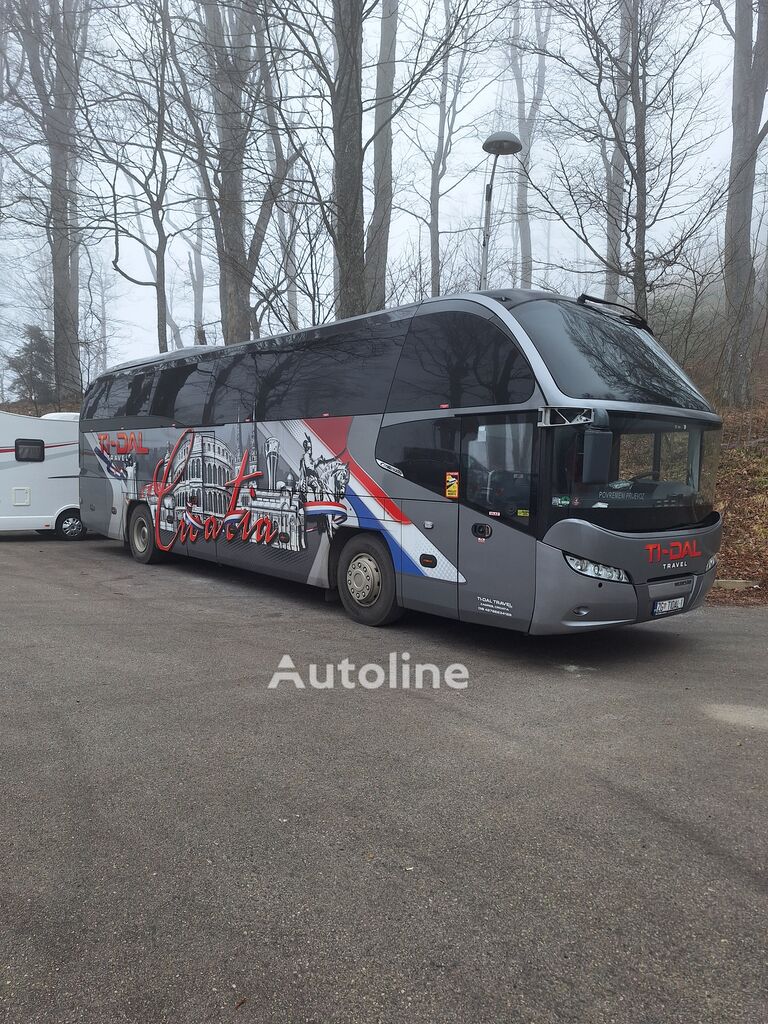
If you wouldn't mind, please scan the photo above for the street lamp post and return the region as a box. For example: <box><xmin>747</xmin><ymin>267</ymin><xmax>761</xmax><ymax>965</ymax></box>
<box><xmin>479</xmin><ymin>131</ymin><xmax>522</xmax><ymax>291</ymax></box>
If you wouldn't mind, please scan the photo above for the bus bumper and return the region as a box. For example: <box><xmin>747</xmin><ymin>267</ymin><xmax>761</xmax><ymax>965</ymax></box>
<box><xmin>529</xmin><ymin>540</ymin><xmax>718</xmax><ymax>635</ymax></box>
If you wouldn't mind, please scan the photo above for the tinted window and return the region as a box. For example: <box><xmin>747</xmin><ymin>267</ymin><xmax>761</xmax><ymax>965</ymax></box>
<box><xmin>151</xmin><ymin>360</ymin><xmax>215</xmax><ymax>425</ymax></box>
<box><xmin>253</xmin><ymin>316</ymin><xmax>408</xmax><ymax>420</ymax></box>
<box><xmin>512</xmin><ymin>300</ymin><xmax>711</xmax><ymax>411</ymax></box>
<box><xmin>15</xmin><ymin>438</ymin><xmax>45</xmax><ymax>462</ymax></box>
<box><xmin>376</xmin><ymin>418</ymin><xmax>461</xmax><ymax>497</ymax></box>
<box><xmin>81</xmin><ymin>371</ymin><xmax>155</xmax><ymax>420</ymax></box>
<box><xmin>81</xmin><ymin>376</ymin><xmax>112</xmax><ymax>419</ymax></box>
<box><xmin>386</xmin><ymin>311</ymin><xmax>534</xmax><ymax>413</ymax></box>
<box><xmin>462</xmin><ymin>414</ymin><xmax>536</xmax><ymax>528</ymax></box>
<box><xmin>207</xmin><ymin>351</ymin><xmax>259</xmax><ymax>425</ymax></box>
<box><xmin>121</xmin><ymin>371</ymin><xmax>156</xmax><ymax>416</ymax></box>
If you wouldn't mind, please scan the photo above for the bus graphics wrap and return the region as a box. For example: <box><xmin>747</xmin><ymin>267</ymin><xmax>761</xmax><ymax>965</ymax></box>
<box><xmin>79</xmin><ymin>292</ymin><xmax>722</xmax><ymax>634</ymax></box>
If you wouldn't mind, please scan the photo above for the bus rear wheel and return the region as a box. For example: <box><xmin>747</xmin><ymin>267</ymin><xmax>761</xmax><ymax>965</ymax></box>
<box><xmin>337</xmin><ymin>533</ymin><xmax>402</xmax><ymax>627</ymax></box>
<box><xmin>55</xmin><ymin>510</ymin><xmax>85</xmax><ymax>540</ymax></box>
<box><xmin>128</xmin><ymin>503</ymin><xmax>163</xmax><ymax>564</ymax></box>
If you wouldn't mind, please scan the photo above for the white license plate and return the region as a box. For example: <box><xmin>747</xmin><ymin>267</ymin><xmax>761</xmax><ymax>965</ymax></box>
<box><xmin>653</xmin><ymin>597</ymin><xmax>685</xmax><ymax>616</ymax></box>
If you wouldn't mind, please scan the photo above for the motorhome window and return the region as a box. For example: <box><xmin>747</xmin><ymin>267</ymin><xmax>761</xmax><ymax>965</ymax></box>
<box><xmin>375</xmin><ymin>418</ymin><xmax>461</xmax><ymax>497</ymax></box>
<box><xmin>462</xmin><ymin>414</ymin><xmax>536</xmax><ymax>529</ymax></box>
<box><xmin>15</xmin><ymin>439</ymin><xmax>45</xmax><ymax>462</ymax></box>
<box><xmin>151</xmin><ymin>360</ymin><xmax>215</xmax><ymax>425</ymax></box>
<box><xmin>386</xmin><ymin>311</ymin><xmax>534</xmax><ymax>413</ymax></box>
<box><xmin>512</xmin><ymin>299</ymin><xmax>711</xmax><ymax>411</ymax></box>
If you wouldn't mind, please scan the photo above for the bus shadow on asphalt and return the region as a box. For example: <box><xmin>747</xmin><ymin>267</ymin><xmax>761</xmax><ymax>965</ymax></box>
<box><xmin>100</xmin><ymin>540</ymin><xmax>692</xmax><ymax>672</ymax></box>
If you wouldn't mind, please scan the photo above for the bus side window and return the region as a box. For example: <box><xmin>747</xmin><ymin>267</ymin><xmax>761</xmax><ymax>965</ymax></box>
<box><xmin>121</xmin><ymin>371</ymin><xmax>156</xmax><ymax>417</ymax></box>
<box><xmin>206</xmin><ymin>352</ymin><xmax>259</xmax><ymax>425</ymax></box>
<box><xmin>376</xmin><ymin>418</ymin><xmax>460</xmax><ymax>498</ymax></box>
<box><xmin>82</xmin><ymin>376</ymin><xmax>113</xmax><ymax>420</ymax></box>
<box><xmin>462</xmin><ymin>415</ymin><xmax>536</xmax><ymax>528</ymax></box>
<box><xmin>151</xmin><ymin>360</ymin><xmax>216</xmax><ymax>426</ymax></box>
<box><xmin>386</xmin><ymin>311</ymin><xmax>534</xmax><ymax>413</ymax></box>
<box><xmin>254</xmin><ymin>317</ymin><xmax>408</xmax><ymax>420</ymax></box>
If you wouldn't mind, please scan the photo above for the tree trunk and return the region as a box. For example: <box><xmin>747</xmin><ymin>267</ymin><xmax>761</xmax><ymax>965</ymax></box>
<box><xmin>189</xmin><ymin>197</ymin><xmax>207</xmax><ymax>344</ymax></box>
<box><xmin>364</xmin><ymin>0</ymin><xmax>397</xmax><ymax>311</ymax></box>
<box><xmin>509</xmin><ymin>3</ymin><xmax>549</xmax><ymax>290</ymax></box>
<box><xmin>429</xmin><ymin>47</ymin><xmax>447</xmax><ymax>298</ymax></box>
<box><xmin>155</xmin><ymin>231</ymin><xmax>169</xmax><ymax>354</ymax></box>
<box><xmin>721</xmin><ymin>0</ymin><xmax>768</xmax><ymax>405</ymax></box>
<box><xmin>604</xmin><ymin>0</ymin><xmax>631</xmax><ymax>304</ymax></box>
<box><xmin>629</xmin><ymin>0</ymin><xmax>648</xmax><ymax>320</ymax></box>
<box><xmin>332</xmin><ymin>0</ymin><xmax>366</xmax><ymax>319</ymax></box>
<box><xmin>49</xmin><ymin>131</ymin><xmax>80</xmax><ymax>404</ymax></box>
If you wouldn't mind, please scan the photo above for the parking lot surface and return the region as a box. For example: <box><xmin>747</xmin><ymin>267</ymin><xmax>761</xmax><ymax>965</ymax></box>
<box><xmin>1</xmin><ymin>535</ymin><xmax>767</xmax><ymax>1024</ymax></box>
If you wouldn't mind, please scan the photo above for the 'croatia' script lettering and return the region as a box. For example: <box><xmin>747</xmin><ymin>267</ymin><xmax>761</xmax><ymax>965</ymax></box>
<box><xmin>149</xmin><ymin>428</ymin><xmax>278</xmax><ymax>552</ymax></box>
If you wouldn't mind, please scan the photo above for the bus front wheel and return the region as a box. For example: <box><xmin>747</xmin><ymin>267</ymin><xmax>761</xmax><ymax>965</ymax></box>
<box><xmin>128</xmin><ymin>504</ymin><xmax>163</xmax><ymax>565</ymax></box>
<box><xmin>337</xmin><ymin>533</ymin><xmax>402</xmax><ymax>627</ymax></box>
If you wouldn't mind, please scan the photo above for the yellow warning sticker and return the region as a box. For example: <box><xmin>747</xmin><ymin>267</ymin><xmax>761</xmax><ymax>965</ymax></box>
<box><xmin>444</xmin><ymin>471</ymin><xmax>459</xmax><ymax>499</ymax></box>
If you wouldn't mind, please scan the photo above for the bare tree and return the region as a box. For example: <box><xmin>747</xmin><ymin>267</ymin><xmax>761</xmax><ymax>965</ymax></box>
<box><xmin>165</xmin><ymin>0</ymin><xmax>301</xmax><ymax>344</ymax></box>
<box><xmin>187</xmin><ymin>195</ymin><xmax>208</xmax><ymax>344</ymax></box>
<box><xmin>269</xmin><ymin>0</ymin><xmax>476</xmax><ymax>318</ymax></box>
<box><xmin>364</xmin><ymin>0</ymin><xmax>398</xmax><ymax>311</ymax></box>
<box><xmin>717</xmin><ymin>0</ymin><xmax>768</xmax><ymax>405</ymax></box>
<box><xmin>529</xmin><ymin>0</ymin><xmax>714</xmax><ymax>319</ymax></box>
<box><xmin>507</xmin><ymin>0</ymin><xmax>551</xmax><ymax>289</ymax></box>
<box><xmin>0</xmin><ymin>0</ymin><xmax>92</xmax><ymax>403</ymax></box>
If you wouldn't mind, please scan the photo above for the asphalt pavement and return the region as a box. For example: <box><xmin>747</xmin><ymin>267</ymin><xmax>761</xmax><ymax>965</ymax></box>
<box><xmin>1</xmin><ymin>534</ymin><xmax>767</xmax><ymax>1024</ymax></box>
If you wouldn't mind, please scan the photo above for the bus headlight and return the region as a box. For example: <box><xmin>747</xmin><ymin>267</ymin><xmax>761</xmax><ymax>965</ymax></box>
<box><xmin>706</xmin><ymin>555</ymin><xmax>717</xmax><ymax>572</ymax></box>
<box><xmin>564</xmin><ymin>553</ymin><xmax>630</xmax><ymax>583</ymax></box>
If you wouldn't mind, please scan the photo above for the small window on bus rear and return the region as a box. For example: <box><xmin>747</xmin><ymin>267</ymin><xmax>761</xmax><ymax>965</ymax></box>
<box><xmin>151</xmin><ymin>359</ymin><xmax>216</xmax><ymax>425</ymax></box>
<box><xmin>15</xmin><ymin>439</ymin><xmax>45</xmax><ymax>462</ymax></box>
<box><xmin>386</xmin><ymin>311</ymin><xmax>534</xmax><ymax>413</ymax></box>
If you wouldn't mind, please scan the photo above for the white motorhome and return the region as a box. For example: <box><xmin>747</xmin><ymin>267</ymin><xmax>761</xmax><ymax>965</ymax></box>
<box><xmin>0</xmin><ymin>410</ymin><xmax>85</xmax><ymax>538</ymax></box>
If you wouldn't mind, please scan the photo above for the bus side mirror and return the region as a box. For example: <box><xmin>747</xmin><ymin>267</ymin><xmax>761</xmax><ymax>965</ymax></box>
<box><xmin>582</xmin><ymin>429</ymin><xmax>613</xmax><ymax>484</ymax></box>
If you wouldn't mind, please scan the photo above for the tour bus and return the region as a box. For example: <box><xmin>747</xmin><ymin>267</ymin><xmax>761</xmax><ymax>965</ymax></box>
<box><xmin>78</xmin><ymin>290</ymin><xmax>722</xmax><ymax>633</ymax></box>
<box><xmin>1</xmin><ymin>410</ymin><xmax>85</xmax><ymax>538</ymax></box>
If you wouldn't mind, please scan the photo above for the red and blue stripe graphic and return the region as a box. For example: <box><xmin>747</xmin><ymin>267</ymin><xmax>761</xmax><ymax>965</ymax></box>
<box><xmin>295</xmin><ymin>417</ymin><xmax>464</xmax><ymax>583</ymax></box>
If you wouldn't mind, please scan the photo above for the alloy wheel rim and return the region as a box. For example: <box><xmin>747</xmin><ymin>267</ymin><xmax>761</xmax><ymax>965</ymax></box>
<box><xmin>346</xmin><ymin>553</ymin><xmax>382</xmax><ymax>606</ymax></box>
<box><xmin>133</xmin><ymin>518</ymin><xmax>149</xmax><ymax>553</ymax></box>
<box><xmin>62</xmin><ymin>517</ymin><xmax>82</xmax><ymax>538</ymax></box>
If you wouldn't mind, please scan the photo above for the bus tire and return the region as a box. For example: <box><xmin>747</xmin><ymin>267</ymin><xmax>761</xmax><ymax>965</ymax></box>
<box><xmin>337</xmin><ymin>533</ymin><xmax>402</xmax><ymax>627</ymax></box>
<box><xmin>128</xmin><ymin>503</ymin><xmax>163</xmax><ymax>564</ymax></box>
<box><xmin>54</xmin><ymin>509</ymin><xmax>86</xmax><ymax>541</ymax></box>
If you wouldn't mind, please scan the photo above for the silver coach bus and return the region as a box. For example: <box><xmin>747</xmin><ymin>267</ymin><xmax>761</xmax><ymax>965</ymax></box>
<box><xmin>79</xmin><ymin>290</ymin><xmax>722</xmax><ymax>634</ymax></box>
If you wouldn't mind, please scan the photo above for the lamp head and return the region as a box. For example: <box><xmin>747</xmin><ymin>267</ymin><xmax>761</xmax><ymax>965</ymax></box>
<box><xmin>482</xmin><ymin>131</ymin><xmax>523</xmax><ymax>156</ymax></box>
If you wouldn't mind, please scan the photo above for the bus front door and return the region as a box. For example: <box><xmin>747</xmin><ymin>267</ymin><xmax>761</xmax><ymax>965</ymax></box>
<box><xmin>458</xmin><ymin>414</ymin><xmax>537</xmax><ymax>631</ymax></box>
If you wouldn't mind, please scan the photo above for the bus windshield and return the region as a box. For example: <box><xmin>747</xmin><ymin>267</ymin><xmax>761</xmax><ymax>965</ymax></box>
<box><xmin>548</xmin><ymin>414</ymin><xmax>721</xmax><ymax>532</ymax></box>
<box><xmin>511</xmin><ymin>299</ymin><xmax>711</xmax><ymax>412</ymax></box>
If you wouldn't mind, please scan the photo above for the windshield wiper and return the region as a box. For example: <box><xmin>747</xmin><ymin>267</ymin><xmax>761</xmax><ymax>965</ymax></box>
<box><xmin>575</xmin><ymin>293</ymin><xmax>650</xmax><ymax>331</ymax></box>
